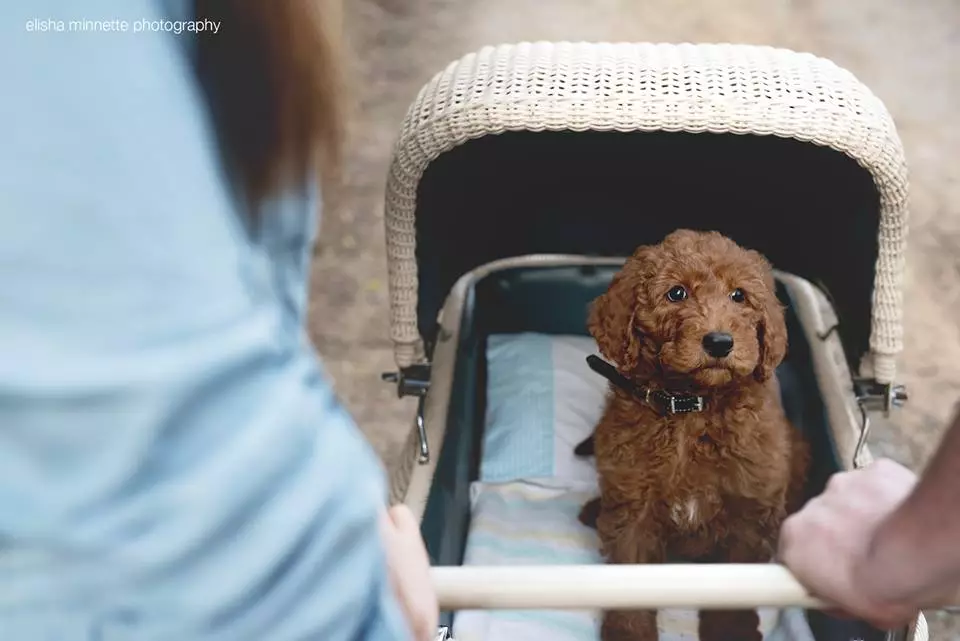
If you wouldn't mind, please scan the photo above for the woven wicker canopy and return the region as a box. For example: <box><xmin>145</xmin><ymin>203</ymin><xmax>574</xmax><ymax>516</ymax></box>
<box><xmin>383</xmin><ymin>42</ymin><xmax>909</xmax><ymax>384</ymax></box>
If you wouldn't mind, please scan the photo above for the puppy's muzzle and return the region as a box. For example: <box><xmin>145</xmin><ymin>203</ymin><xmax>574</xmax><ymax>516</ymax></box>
<box><xmin>702</xmin><ymin>332</ymin><xmax>734</xmax><ymax>358</ymax></box>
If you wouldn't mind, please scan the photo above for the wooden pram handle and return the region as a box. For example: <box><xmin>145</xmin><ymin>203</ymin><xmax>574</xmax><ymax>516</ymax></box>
<box><xmin>431</xmin><ymin>564</ymin><xmax>960</xmax><ymax>611</ymax></box>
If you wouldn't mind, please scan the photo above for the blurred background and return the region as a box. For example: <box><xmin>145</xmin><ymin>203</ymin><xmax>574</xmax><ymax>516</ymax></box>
<box><xmin>308</xmin><ymin>0</ymin><xmax>960</xmax><ymax>636</ymax></box>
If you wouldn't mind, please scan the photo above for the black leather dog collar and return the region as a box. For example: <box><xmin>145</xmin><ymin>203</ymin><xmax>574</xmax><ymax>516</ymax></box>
<box><xmin>585</xmin><ymin>354</ymin><xmax>706</xmax><ymax>416</ymax></box>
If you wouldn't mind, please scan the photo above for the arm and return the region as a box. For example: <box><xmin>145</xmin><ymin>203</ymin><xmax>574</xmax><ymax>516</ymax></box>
<box><xmin>0</xmin><ymin>3</ymin><xmax>411</xmax><ymax>639</ymax></box>
<box><xmin>778</xmin><ymin>404</ymin><xmax>960</xmax><ymax>629</ymax></box>
<box><xmin>856</xmin><ymin>403</ymin><xmax>960</xmax><ymax>602</ymax></box>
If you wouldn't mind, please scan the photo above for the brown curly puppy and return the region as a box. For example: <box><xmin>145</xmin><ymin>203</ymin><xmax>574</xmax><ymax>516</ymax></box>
<box><xmin>582</xmin><ymin>229</ymin><xmax>810</xmax><ymax>641</ymax></box>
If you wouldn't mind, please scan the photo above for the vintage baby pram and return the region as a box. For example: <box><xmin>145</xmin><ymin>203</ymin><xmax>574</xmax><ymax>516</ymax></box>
<box><xmin>379</xmin><ymin>41</ymin><xmax>932</xmax><ymax>641</ymax></box>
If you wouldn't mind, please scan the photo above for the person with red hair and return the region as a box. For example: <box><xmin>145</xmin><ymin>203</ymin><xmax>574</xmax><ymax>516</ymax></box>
<box><xmin>0</xmin><ymin>1</ymin><xmax>438</xmax><ymax>639</ymax></box>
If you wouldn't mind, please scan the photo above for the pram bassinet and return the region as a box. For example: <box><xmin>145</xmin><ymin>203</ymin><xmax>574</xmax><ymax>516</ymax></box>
<box><xmin>379</xmin><ymin>42</ymin><xmax>921</xmax><ymax>641</ymax></box>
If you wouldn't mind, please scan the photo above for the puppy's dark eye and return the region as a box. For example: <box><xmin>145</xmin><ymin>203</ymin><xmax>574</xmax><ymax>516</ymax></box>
<box><xmin>730</xmin><ymin>288</ymin><xmax>746</xmax><ymax>303</ymax></box>
<box><xmin>666</xmin><ymin>285</ymin><xmax>687</xmax><ymax>302</ymax></box>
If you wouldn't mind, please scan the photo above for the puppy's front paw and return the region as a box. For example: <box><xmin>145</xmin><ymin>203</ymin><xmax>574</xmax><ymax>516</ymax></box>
<box><xmin>578</xmin><ymin>497</ymin><xmax>601</xmax><ymax>529</ymax></box>
<box><xmin>601</xmin><ymin>610</ymin><xmax>657</xmax><ymax>641</ymax></box>
<box><xmin>699</xmin><ymin>610</ymin><xmax>762</xmax><ymax>641</ymax></box>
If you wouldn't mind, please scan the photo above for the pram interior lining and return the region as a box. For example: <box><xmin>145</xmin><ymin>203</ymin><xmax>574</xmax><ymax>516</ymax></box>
<box><xmin>420</xmin><ymin>263</ymin><xmax>887</xmax><ymax>641</ymax></box>
<box><xmin>455</xmin><ymin>331</ymin><xmax>790</xmax><ymax>641</ymax></box>
<box><xmin>414</xmin><ymin>130</ymin><xmax>881</xmax><ymax>374</ymax></box>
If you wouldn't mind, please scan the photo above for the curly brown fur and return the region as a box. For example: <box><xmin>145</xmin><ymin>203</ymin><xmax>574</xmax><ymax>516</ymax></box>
<box><xmin>583</xmin><ymin>230</ymin><xmax>810</xmax><ymax>641</ymax></box>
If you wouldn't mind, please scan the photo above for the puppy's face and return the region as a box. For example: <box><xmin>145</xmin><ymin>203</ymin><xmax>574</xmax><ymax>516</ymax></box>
<box><xmin>588</xmin><ymin>229</ymin><xmax>787</xmax><ymax>388</ymax></box>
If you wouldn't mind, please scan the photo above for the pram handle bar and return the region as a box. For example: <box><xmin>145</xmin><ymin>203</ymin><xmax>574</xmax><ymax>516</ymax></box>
<box><xmin>431</xmin><ymin>564</ymin><xmax>960</xmax><ymax>611</ymax></box>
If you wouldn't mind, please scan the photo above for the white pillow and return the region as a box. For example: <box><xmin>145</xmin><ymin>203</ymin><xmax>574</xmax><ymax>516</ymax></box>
<box><xmin>481</xmin><ymin>333</ymin><xmax>607</xmax><ymax>486</ymax></box>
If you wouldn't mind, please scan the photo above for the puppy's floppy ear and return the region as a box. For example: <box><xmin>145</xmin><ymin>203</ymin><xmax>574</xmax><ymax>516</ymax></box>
<box><xmin>587</xmin><ymin>253</ymin><xmax>649</xmax><ymax>372</ymax></box>
<box><xmin>754</xmin><ymin>269</ymin><xmax>788</xmax><ymax>382</ymax></box>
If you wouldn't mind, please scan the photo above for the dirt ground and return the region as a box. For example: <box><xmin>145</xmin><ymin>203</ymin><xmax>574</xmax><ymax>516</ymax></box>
<box><xmin>308</xmin><ymin>0</ymin><xmax>960</xmax><ymax>637</ymax></box>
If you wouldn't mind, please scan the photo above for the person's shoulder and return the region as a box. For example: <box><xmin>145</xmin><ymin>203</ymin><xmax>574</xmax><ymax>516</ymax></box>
<box><xmin>0</xmin><ymin>0</ymin><xmax>265</xmax><ymax>336</ymax></box>
<box><xmin>2</xmin><ymin>0</ymin><xmax>239</xmax><ymax>232</ymax></box>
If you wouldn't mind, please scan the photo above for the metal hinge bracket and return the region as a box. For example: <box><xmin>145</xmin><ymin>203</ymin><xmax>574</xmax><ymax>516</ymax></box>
<box><xmin>382</xmin><ymin>364</ymin><xmax>432</xmax><ymax>464</ymax></box>
<box><xmin>851</xmin><ymin>378</ymin><xmax>908</xmax><ymax>469</ymax></box>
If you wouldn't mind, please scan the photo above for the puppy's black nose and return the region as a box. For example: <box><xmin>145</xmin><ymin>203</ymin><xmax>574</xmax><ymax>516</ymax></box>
<box><xmin>702</xmin><ymin>332</ymin><xmax>734</xmax><ymax>358</ymax></box>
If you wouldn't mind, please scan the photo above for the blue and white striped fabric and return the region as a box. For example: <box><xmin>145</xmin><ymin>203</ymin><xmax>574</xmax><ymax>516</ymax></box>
<box><xmin>481</xmin><ymin>334</ymin><xmax>607</xmax><ymax>485</ymax></box>
<box><xmin>453</xmin><ymin>481</ymin><xmax>602</xmax><ymax>641</ymax></box>
<box><xmin>452</xmin><ymin>480</ymin><xmax>787</xmax><ymax>641</ymax></box>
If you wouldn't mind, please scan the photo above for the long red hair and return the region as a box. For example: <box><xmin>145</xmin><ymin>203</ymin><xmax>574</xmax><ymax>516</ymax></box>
<box><xmin>194</xmin><ymin>1</ymin><xmax>345</xmax><ymax>205</ymax></box>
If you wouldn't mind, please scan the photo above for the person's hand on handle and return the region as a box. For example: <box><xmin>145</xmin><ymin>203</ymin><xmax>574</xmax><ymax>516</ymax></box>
<box><xmin>380</xmin><ymin>503</ymin><xmax>439</xmax><ymax>641</ymax></box>
<box><xmin>778</xmin><ymin>458</ymin><xmax>943</xmax><ymax>629</ymax></box>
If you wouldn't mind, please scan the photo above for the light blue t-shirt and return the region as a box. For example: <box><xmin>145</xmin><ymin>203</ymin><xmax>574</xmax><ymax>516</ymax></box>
<box><xmin>0</xmin><ymin>1</ymin><xmax>411</xmax><ymax>639</ymax></box>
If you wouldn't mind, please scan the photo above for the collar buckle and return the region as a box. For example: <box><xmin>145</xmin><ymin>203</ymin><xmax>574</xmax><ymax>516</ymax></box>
<box><xmin>654</xmin><ymin>390</ymin><xmax>705</xmax><ymax>415</ymax></box>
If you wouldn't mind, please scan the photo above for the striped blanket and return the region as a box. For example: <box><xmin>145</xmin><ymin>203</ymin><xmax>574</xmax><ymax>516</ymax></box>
<box><xmin>452</xmin><ymin>480</ymin><xmax>810</xmax><ymax>641</ymax></box>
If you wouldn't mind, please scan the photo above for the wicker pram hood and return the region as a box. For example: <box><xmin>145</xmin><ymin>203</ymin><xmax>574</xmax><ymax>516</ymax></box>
<box><xmin>383</xmin><ymin>41</ymin><xmax>909</xmax><ymax>384</ymax></box>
